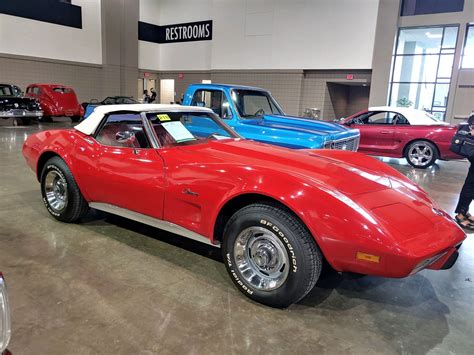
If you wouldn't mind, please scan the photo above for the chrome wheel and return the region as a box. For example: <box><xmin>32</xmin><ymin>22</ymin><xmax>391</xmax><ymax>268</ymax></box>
<box><xmin>44</xmin><ymin>170</ymin><xmax>68</xmax><ymax>212</ymax></box>
<box><xmin>234</xmin><ymin>227</ymin><xmax>289</xmax><ymax>291</ymax></box>
<box><xmin>408</xmin><ymin>142</ymin><xmax>434</xmax><ymax>167</ymax></box>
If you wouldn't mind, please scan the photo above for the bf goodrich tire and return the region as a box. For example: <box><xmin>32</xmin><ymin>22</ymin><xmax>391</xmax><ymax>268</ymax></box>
<box><xmin>222</xmin><ymin>203</ymin><xmax>322</xmax><ymax>308</ymax></box>
<box><xmin>40</xmin><ymin>157</ymin><xmax>89</xmax><ymax>222</ymax></box>
<box><xmin>405</xmin><ymin>140</ymin><xmax>438</xmax><ymax>169</ymax></box>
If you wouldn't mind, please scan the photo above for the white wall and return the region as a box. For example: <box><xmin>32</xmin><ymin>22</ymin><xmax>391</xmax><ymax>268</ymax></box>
<box><xmin>139</xmin><ymin>0</ymin><xmax>379</xmax><ymax>71</ymax></box>
<box><xmin>0</xmin><ymin>0</ymin><xmax>102</xmax><ymax>64</ymax></box>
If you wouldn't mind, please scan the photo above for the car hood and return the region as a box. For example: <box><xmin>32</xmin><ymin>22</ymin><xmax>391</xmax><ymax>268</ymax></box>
<box><xmin>0</xmin><ymin>96</ymin><xmax>36</xmax><ymax>104</ymax></box>
<box><xmin>240</xmin><ymin>114</ymin><xmax>358</xmax><ymax>141</ymax></box>
<box><xmin>182</xmin><ymin>139</ymin><xmax>426</xmax><ymax>198</ymax></box>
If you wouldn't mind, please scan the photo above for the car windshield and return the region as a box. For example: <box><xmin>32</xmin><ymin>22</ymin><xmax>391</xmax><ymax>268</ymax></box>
<box><xmin>146</xmin><ymin>111</ymin><xmax>239</xmax><ymax>147</ymax></box>
<box><xmin>232</xmin><ymin>89</ymin><xmax>283</xmax><ymax>118</ymax></box>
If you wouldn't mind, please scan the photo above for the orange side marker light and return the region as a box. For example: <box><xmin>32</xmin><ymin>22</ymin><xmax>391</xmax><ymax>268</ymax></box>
<box><xmin>356</xmin><ymin>252</ymin><xmax>380</xmax><ymax>263</ymax></box>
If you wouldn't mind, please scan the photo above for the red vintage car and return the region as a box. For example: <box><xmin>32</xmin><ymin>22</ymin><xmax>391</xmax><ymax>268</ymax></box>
<box><xmin>340</xmin><ymin>106</ymin><xmax>461</xmax><ymax>168</ymax></box>
<box><xmin>26</xmin><ymin>84</ymin><xmax>84</xmax><ymax>122</ymax></box>
<box><xmin>22</xmin><ymin>104</ymin><xmax>465</xmax><ymax>307</ymax></box>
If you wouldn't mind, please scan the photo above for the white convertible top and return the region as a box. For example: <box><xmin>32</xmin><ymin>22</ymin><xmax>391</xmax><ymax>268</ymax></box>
<box><xmin>74</xmin><ymin>104</ymin><xmax>213</xmax><ymax>135</ymax></box>
<box><xmin>369</xmin><ymin>106</ymin><xmax>449</xmax><ymax>126</ymax></box>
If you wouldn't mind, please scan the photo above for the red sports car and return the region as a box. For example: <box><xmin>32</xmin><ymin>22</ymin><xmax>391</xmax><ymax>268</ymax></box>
<box><xmin>340</xmin><ymin>106</ymin><xmax>461</xmax><ymax>168</ymax></box>
<box><xmin>26</xmin><ymin>83</ymin><xmax>84</xmax><ymax>123</ymax></box>
<box><xmin>22</xmin><ymin>104</ymin><xmax>465</xmax><ymax>307</ymax></box>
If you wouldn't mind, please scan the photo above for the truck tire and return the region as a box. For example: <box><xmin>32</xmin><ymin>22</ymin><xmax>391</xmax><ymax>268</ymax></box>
<box><xmin>40</xmin><ymin>156</ymin><xmax>89</xmax><ymax>222</ymax></box>
<box><xmin>222</xmin><ymin>203</ymin><xmax>322</xmax><ymax>308</ymax></box>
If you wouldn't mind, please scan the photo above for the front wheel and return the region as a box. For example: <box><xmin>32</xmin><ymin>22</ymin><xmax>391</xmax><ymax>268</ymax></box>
<box><xmin>405</xmin><ymin>140</ymin><xmax>438</xmax><ymax>169</ymax></box>
<box><xmin>222</xmin><ymin>203</ymin><xmax>322</xmax><ymax>308</ymax></box>
<box><xmin>40</xmin><ymin>157</ymin><xmax>89</xmax><ymax>222</ymax></box>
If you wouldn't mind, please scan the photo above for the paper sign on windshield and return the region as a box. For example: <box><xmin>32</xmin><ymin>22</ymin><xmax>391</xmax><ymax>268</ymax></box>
<box><xmin>161</xmin><ymin>121</ymin><xmax>196</xmax><ymax>143</ymax></box>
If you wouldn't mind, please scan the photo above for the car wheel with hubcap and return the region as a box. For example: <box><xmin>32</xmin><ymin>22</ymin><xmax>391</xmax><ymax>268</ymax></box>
<box><xmin>222</xmin><ymin>203</ymin><xmax>322</xmax><ymax>308</ymax></box>
<box><xmin>40</xmin><ymin>157</ymin><xmax>89</xmax><ymax>222</ymax></box>
<box><xmin>405</xmin><ymin>140</ymin><xmax>438</xmax><ymax>169</ymax></box>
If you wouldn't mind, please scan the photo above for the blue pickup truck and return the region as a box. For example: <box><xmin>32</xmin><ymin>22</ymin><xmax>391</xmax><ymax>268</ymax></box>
<box><xmin>182</xmin><ymin>83</ymin><xmax>360</xmax><ymax>150</ymax></box>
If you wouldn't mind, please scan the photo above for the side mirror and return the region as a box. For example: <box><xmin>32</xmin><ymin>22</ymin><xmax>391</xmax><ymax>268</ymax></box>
<box><xmin>115</xmin><ymin>131</ymin><xmax>136</xmax><ymax>145</ymax></box>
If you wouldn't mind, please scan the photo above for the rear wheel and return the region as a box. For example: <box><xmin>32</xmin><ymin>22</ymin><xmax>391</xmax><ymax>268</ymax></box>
<box><xmin>405</xmin><ymin>140</ymin><xmax>438</xmax><ymax>169</ymax></box>
<box><xmin>222</xmin><ymin>203</ymin><xmax>322</xmax><ymax>308</ymax></box>
<box><xmin>40</xmin><ymin>157</ymin><xmax>89</xmax><ymax>222</ymax></box>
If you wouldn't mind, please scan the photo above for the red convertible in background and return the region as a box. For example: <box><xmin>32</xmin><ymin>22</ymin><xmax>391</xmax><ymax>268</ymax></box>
<box><xmin>340</xmin><ymin>106</ymin><xmax>461</xmax><ymax>168</ymax></box>
<box><xmin>26</xmin><ymin>83</ymin><xmax>84</xmax><ymax>123</ymax></box>
<box><xmin>22</xmin><ymin>104</ymin><xmax>465</xmax><ymax>307</ymax></box>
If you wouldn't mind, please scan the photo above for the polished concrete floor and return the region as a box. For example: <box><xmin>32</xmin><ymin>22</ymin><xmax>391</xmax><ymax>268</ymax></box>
<box><xmin>1</xmin><ymin>118</ymin><xmax>473</xmax><ymax>354</ymax></box>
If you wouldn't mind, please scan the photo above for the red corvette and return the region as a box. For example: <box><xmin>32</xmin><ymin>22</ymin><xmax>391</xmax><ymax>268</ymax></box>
<box><xmin>340</xmin><ymin>106</ymin><xmax>461</xmax><ymax>168</ymax></box>
<box><xmin>22</xmin><ymin>104</ymin><xmax>465</xmax><ymax>307</ymax></box>
<box><xmin>26</xmin><ymin>83</ymin><xmax>84</xmax><ymax>123</ymax></box>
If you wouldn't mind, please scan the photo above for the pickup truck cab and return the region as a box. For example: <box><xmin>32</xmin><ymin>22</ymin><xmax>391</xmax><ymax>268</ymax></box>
<box><xmin>183</xmin><ymin>83</ymin><xmax>360</xmax><ymax>150</ymax></box>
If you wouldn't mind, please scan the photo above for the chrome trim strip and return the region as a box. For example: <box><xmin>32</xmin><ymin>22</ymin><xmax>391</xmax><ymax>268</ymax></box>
<box><xmin>89</xmin><ymin>202</ymin><xmax>219</xmax><ymax>247</ymax></box>
<box><xmin>141</xmin><ymin>112</ymin><xmax>160</xmax><ymax>149</ymax></box>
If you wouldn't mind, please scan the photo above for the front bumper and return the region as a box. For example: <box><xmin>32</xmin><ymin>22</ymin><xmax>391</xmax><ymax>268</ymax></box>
<box><xmin>0</xmin><ymin>109</ymin><xmax>42</xmax><ymax>118</ymax></box>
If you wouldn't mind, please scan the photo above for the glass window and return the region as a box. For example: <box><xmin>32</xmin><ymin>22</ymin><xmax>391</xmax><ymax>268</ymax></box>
<box><xmin>146</xmin><ymin>111</ymin><xmax>238</xmax><ymax>147</ymax></box>
<box><xmin>52</xmin><ymin>87</ymin><xmax>72</xmax><ymax>93</ymax></box>
<box><xmin>401</xmin><ymin>0</ymin><xmax>464</xmax><ymax>16</ymax></box>
<box><xmin>390</xmin><ymin>83</ymin><xmax>436</xmax><ymax>111</ymax></box>
<box><xmin>191</xmin><ymin>90</ymin><xmax>232</xmax><ymax>119</ymax></box>
<box><xmin>95</xmin><ymin>113</ymin><xmax>150</xmax><ymax>148</ymax></box>
<box><xmin>393</xmin><ymin>54</ymin><xmax>439</xmax><ymax>82</ymax></box>
<box><xmin>0</xmin><ymin>86</ymin><xmax>13</xmax><ymax>96</ymax></box>
<box><xmin>437</xmin><ymin>54</ymin><xmax>455</xmax><ymax>78</ymax></box>
<box><xmin>462</xmin><ymin>25</ymin><xmax>474</xmax><ymax>68</ymax></box>
<box><xmin>433</xmin><ymin>84</ymin><xmax>450</xmax><ymax>108</ymax></box>
<box><xmin>396</xmin><ymin>28</ymin><xmax>443</xmax><ymax>55</ymax></box>
<box><xmin>389</xmin><ymin>26</ymin><xmax>459</xmax><ymax>120</ymax></box>
<box><xmin>367</xmin><ymin>112</ymin><xmax>392</xmax><ymax>124</ymax></box>
<box><xmin>232</xmin><ymin>90</ymin><xmax>283</xmax><ymax>118</ymax></box>
<box><xmin>442</xmin><ymin>27</ymin><xmax>458</xmax><ymax>48</ymax></box>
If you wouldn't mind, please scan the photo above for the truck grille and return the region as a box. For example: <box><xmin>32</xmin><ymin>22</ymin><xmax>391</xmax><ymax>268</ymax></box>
<box><xmin>324</xmin><ymin>136</ymin><xmax>360</xmax><ymax>151</ymax></box>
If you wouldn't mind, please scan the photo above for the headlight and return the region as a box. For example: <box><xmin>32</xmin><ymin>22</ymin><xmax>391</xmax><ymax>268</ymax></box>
<box><xmin>0</xmin><ymin>273</ymin><xmax>11</xmax><ymax>353</ymax></box>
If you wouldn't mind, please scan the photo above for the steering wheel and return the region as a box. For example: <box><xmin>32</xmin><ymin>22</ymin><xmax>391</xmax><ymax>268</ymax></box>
<box><xmin>353</xmin><ymin>117</ymin><xmax>364</xmax><ymax>125</ymax></box>
<box><xmin>254</xmin><ymin>108</ymin><xmax>265</xmax><ymax>117</ymax></box>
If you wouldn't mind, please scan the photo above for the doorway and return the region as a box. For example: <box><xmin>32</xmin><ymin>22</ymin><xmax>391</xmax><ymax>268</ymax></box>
<box><xmin>327</xmin><ymin>82</ymin><xmax>370</xmax><ymax>119</ymax></box>
<box><xmin>137</xmin><ymin>79</ymin><xmax>144</xmax><ymax>101</ymax></box>
<box><xmin>160</xmin><ymin>79</ymin><xmax>175</xmax><ymax>104</ymax></box>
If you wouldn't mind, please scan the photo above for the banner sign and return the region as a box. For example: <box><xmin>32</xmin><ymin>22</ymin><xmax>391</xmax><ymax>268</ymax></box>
<box><xmin>139</xmin><ymin>20</ymin><xmax>213</xmax><ymax>44</ymax></box>
<box><xmin>0</xmin><ymin>0</ymin><xmax>82</xmax><ymax>29</ymax></box>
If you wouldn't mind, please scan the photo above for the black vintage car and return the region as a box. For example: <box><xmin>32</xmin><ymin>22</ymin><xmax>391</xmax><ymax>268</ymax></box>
<box><xmin>0</xmin><ymin>84</ymin><xmax>43</xmax><ymax>125</ymax></box>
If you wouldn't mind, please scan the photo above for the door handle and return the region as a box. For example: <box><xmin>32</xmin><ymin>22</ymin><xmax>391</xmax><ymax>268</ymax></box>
<box><xmin>379</xmin><ymin>131</ymin><xmax>390</xmax><ymax>134</ymax></box>
<box><xmin>183</xmin><ymin>188</ymin><xmax>199</xmax><ymax>197</ymax></box>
